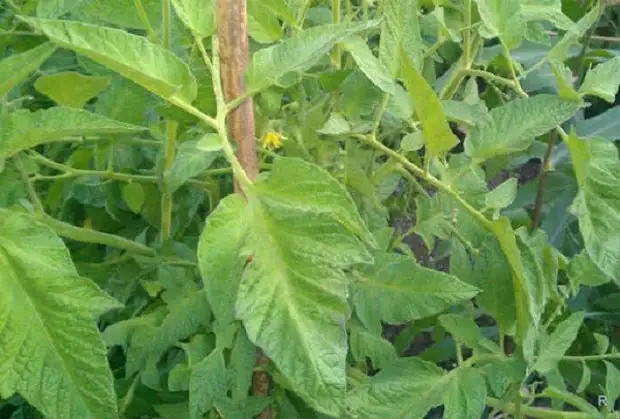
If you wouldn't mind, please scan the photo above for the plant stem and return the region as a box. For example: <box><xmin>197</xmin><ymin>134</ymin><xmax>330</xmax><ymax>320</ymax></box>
<box><xmin>463</xmin><ymin>0</ymin><xmax>472</xmax><ymax>66</ymax></box>
<box><xmin>462</xmin><ymin>69</ymin><xmax>517</xmax><ymax>89</ymax></box>
<box><xmin>486</xmin><ymin>397</ymin><xmax>608</xmax><ymax>419</ymax></box>
<box><xmin>161</xmin><ymin>0</ymin><xmax>171</xmax><ymax>47</ymax></box>
<box><xmin>532</xmin><ymin>130</ymin><xmax>558</xmax><ymax>230</ymax></box>
<box><xmin>14</xmin><ymin>155</ymin><xmax>44</xmax><ymax>212</ymax></box>
<box><xmin>331</xmin><ymin>0</ymin><xmax>341</xmax><ymax>68</ymax></box>
<box><xmin>133</xmin><ymin>0</ymin><xmax>156</xmax><ymax>41</ymax></box>
<box><xmin>576</xmin><ymin>3</ymin><xmax>604</xmax><ymax>85</ymax></box>
<box><xmin>161</xmin><ymin>119</ymin><xmax>178</xmax><ymax>241</ymax></box>
<box><xmin>38</xmin><ymin>213</ymin><xmax>156</xmax><ymax>256</ymax></box>
<box><xmin>562</xmin><ymin>353</ymin><xmax>620</xmax><ymax>362</ymax></box>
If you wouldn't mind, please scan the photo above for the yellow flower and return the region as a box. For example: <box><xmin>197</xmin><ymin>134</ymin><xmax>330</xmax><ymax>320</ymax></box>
<box><xmin>262</xmin><ymin>130</ymin><xmax>283</xmax><ymax>149</ymax></box>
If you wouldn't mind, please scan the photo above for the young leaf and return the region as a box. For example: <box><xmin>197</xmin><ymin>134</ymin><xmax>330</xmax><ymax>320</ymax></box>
<box><xmin>534</xmin><ymin>311</ymin><xmax>585</xmax><ymax>373</ymax></box>
<box><xmin>0</xmin><ymin>42</ymin><xmax>57</xmax><ymax>98</ymax></box>
<box><xmin>35</xmin><ymin>72</ymin><xmax>111</xmax><ymax>108</ymax></box>
<box><xmin>443</xmin><ymin>367</ymin><xmax>487</xmax><ymax>419</ymax></box>
<box><xmin>0</xmin><ymin>212</ymin><xmax>121</xmax><ymax>419</ymax></box>
<box><xmin>235</xmin><ymin>157</ymin><xmax>375</xmax><ymax>416</ymax></box>
<box><xmin>0</xmin><ymin>107</ymin><xmax>145</xmax><ymax>159</ymax></box>
<box><xmin>379</xmin><ymin>0</ymin><xmax>423</xmax><ymax>75</ymax></box>
<box><xmin>346</xmin><ymin>358</ymin><xmax>447</xmax><ymax>418</ymax></box>
<box><xmin>247</xmin><ymin>0</ymin><xmax>283</xmax><ymax>44</ymax></box>
<box><xmin>565</xmin><ymin>132</ymin><xmax>620</xmax><ymax>283</ymax></box>
<box><xmin>464</xmin><ymin>94</ymin><xmax>581</xmax><ymax>162</ymax></box>
<box><xmin>197</xmin><ymin>194</ymin><xmax>248</xmax><ymax>326</ymax></box>
<box><xmin>189</xmin><ymin>349</ymin><xmax>227</xmax><ymax>419</ymax></box>
<box><xmin>28</xmin><ymin>18</ymin><xmax>198</xmax><ymax>103</ymax></box>
<box><xmin>352</xmin><ymin>252</ymin><xmax>479</xmax><ymax>334</ymax></box>
<box><xmin>547</xmin><ymin>2</ymin><xmax>601</xmax><ymax>63</ymax></box>
<box><xmin>401</xmin><ymin>53</ymin><xmax>459</xmax><ymax>160</ymax></box>
<box><xmin>472</xmin><ymin>0</ymin><xmax>524</xmax><ymax>49</ymax></box>
<box><xmin>171</xmin><ymin>0</ymin><xmax>216</xmax><ymax>37</ymax></box>
<box><xmin>246</xmin><ymin>21</ymin><xmax>378</xmax><ymax>93</ymax></box>
<box><xmin>579</xmin><ymin>57</ymin><xmax>620</xmax><ymax>104</ymax></box>
<box><xmin>123</xmin><ymin>183</ymin><xmax>145</xmax><ymax>213</ymax></box>
<box><xmin>341</xmin><ymin>36</ymin><xmax>396</xmax><ymax>95</ymax></box>
<box><xmin>164</xmin><ymin>140</ymin><xmax>220</xmax><ymax>194</ymax></box>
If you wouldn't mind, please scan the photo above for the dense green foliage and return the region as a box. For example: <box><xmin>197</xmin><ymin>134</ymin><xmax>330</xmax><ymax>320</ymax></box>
<box><xmin>2</xmin><ymin>0</ymin><xmax>620</xmax><ymax>418</ymax></box>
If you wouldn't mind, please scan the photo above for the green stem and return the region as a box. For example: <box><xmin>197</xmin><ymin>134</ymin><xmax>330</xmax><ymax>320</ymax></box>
<box><xmin>562</xmin><ymin>353</ymin><xmax>620</xmax><ymax>362</ymax></box>
<box><xmin>576</xmin><ymin>3</ymin><xmax>604</xmax><ymax>85</ymax></box>
<box><xmin>161</xmin><ymin>120</ymin><xmax>178</xmax><ymax>241</ymax></box>
<box><xmin>462</xmin><ymin>68</ymin><xmax>517</xmax><ymax>89</ymax></box>
<box><xmin>463</xmin><ymin>0</ymin><xmax>472</xmax><ymax>66</ymax></box>
<box><xmin>503</xmin><ymin>45</ymin><xmax>528</xmax><ymax>98</ymax></box>
<box><xmin>332</xmin><ymin>0</ymin><xmax>341</xmax><ymax>68</ymax></box>
<box><xmin>486</xmin><ymin>397</ymin><xmax>606</xmax><ymax>419</ymax></box>
<box><xmin>161</xmin><ymin>0</ymin><xmax>171</xmax><ymax>47</ymax></box>
<box><xmin>133</xmin><ymin>0</ymin><xmax>156</xmax><ymax>41</ymax></box>
<box><xmin>14</xmin><ymin>155</ymin><xmax>44</xmax><ymax>212</ymax></box>
<box><xmin>38</xmin><ymin>213</ymin><xmax>156</xmax><ymax>256</ymax></box>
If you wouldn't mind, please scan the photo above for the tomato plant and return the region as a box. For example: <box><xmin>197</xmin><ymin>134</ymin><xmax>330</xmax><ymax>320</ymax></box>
<box><xmin>2</xmin><ymin>0</ymin><xmax>620</xmax><ymax>418</ymax></box>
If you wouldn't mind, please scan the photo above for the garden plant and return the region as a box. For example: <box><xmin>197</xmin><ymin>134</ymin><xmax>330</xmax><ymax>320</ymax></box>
<box><xmin>2</xmin><ymin>0</ymin><xmax>620</xmax><ymax>418</ymax></box>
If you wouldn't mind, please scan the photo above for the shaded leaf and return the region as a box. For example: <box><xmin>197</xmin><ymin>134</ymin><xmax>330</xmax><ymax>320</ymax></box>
<box><xmin>575</xmin><ymin>107</ymin><xmax>620</xmax><ymax>140</ymax></box>
<box><xmin>604</xmin><ymin>361</ymin><xmax>620</xmax><ymax>408</ymax></box>
<box><xmin>342</xmin><ymin>36</ymin><xmax>395</xmax><ymax>95</ymax></box>
<box><xmin>0</xmin><ymin>212</ymin><xmax>121</xmax><ymax>419</ymax></box>
<box><xmin>171</xmin><ymin>0</ymin><xmax>216</xmax><ymax>37</ymax></box>
<box><xmin>485</xmin><ymin>178</ymin><xmax>518</xmax><ymax>210</ymax></box>
<box><xmin>438</xmin><ymin>314</ymin><xmax>501</xmax><ymax>353</ymax></box>
<box><xmin>165</xmin><ymin>140</ymin><xmax>220</xmax><ymax>194</ymax></box>
<box><xmin>0</xmin><ymin>43</ymin><xmax>57</xmax><ymax>98</ymax></box>
<box><xmin>379</xmin><ymin>0</ymin><xmax>423</xmax><ymax>75</ymax></box>
<box><xmin>189</xmin><ymin>349</ymin><xmax>227</xmax><ymax>419</ymax></box>
<box><xmin>567</xmin><ymin>251</ymin><xmax>611</xmax><ymax>288</ymax></box>
<box><xmin>473</xmin><ymin>0</ymin><xmax>524</xmax><ymax>49</ymax></box>
<box><xmin>443</xmin><ymin>367</ymin><xmax>487</xmax><ymax>419</ymax></box>
<box><xmin>35</xmin><ymin>71</ymin><xmax>111</xmax><ymax>108</ymax></box>
<box><xmin>0</xmin><ymin>107</ymin><xmax>145</xmax><ymax>159</ymax></box>
<box><xmin>349</xmin><ymin>324</ymin><xmax>398</xmax><ymax>369</ymax></box>
<box><xmin>122</xmin><ymin>182</ymin><xmax>145</xmax><ymax>213</ymax></box>
<box><xmin>29</xmin><ymin>18</ymin><xmax>198</xmax><ymax>103</ymax></box>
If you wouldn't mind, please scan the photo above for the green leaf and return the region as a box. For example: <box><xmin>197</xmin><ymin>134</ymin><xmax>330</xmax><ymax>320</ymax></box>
<box><xmin>230</xmin><ymin>329</ymin><xmax>255</xmax><ymax>403</ymax></box>
<box><xmin>472</xmin><ymin>0</ymin><xmax>524</xmax><ymax>49</ymax></box>
<box><xmin>604</xmin><ymin>361</ymin><xmax>620</xmax><ymax>407</ymax></box>
<box><xmin>352</xmin><ymin>252</ymin><xmax>479</xmax><ymax>334</ymax></box>
<box><xmin>122</xmin><ymin>183</ymin><xmax>145</xmax><ymax>213</ymax></box>
<box><xmin>443</xmin><ymin>367</ymin><xmax>487</xmax><ymax>419</ymax></box>
<box><xmin>171</xmin><ymin>0</ymin><xmax>216</xmax><ymax>37</ymax></box>
<box><xmin>349</xmin><ymin>324</ymin><xmax>398</xmax><ymax>369</ymax></box>
<box><xmin>379</xmin><ymin>0</ymin><xmax>423</xmax><ymax>76</ymax></box>
<box><xmin>316</xmin><ymin>112</ymin><xmax>351</xmax><ymax>135</ymax></box>
<box><xmin>534</xmin><ymin>311</ymin><xmax>584</xmax><ymax>373</ymax></box>
<box><xmin>235</xmin><ymin>157</ymin><xmax>374</xmax><ymax>416</ymax></box>
<box><xmin>401</xmin><ymin>131</ymin><xmax>425</xmax><ymax>152</ymax></box>
<box><xmin>401</xmin><ymin>53</ymin><xmax>459</xmax><ymax>159</ymax></box>
<box><xmin>249</xmin><ymin>0</ymin><xmax>296</xmax><ymax>26</ymax></box>
<box><xmin>567</xmin><ymin>251</ymin><xmax>611</xmax><ymax>288</ymax></box>
<box><xmin>165</xmin><ymin>140</ymin><xmax>220</xmax><ymax>194</ymax></box>
<box><xmin>35</xmin><ymin>72</ymin><xmax>111</xmax><ymax>108</ymax></box>
<box><xmin>0</xmin><ymin>212</ymin><xmax>121</xmax><ymax>419</ymax></box>
<box><xmin>189</xmin><ymin>349</ymin><xmax>227</xmax><ymax>419</ymax></box>
<box><xmin>485</xmin><ymin>178</ymin><xmax>518</xmax><ymax>210</ymax></box>
<box><xmin>341</xmin><ymin>36</ymin><xmax>395</xmax><ymax>95</ymax></box>
<box><xmin>196</xmin><ymin>133</ymin><xmax>223</xmax><ymax>152</ymax></box>
<box><xmin>72</xmin><ymin>0</ymin><xmax>162</xmax><ymax>30</ymax></box>
<box><xmin>547</xmin><ymin>2</ymin><xmax>601</xmax><ymax>63</ymax></box>
<box><xmin>247</xmin><ymin>0</ymin><xmax>283</xmax><ymax>44</ymax></box>
<box><xmin>565</xmin><ymin>132</ymin><xmax>620</xmax><ymax>283</ymax></box>
<box><xmin>0</xmin><ymin>42</ymin><xmax>57</xmax><ymax>98</ymax></box>
<box><xmin>37</xmin><ymin>0</ymin><xmax>85</xmax><ymax>18</ymax></box>
<box><xmin>575</xmin><ymin>107</ymin><xmax>620</xmax><ymax>140</ymax></box>
<box><xmin>198</xmin><ymin>194</ymin><xmax>248</xmax><ymax>325</ymax></box>
<box><xmin>520</xmin><ymin>0</ymin><xmax>574</xmax><ymax>31</ymax></box>
<box><xmin>579</xmin><ymin>57</ymin><xmax>620</xmax><ymax>103</ymax></box>
<box><xmin>29</xmin><ymin>18</ymin><xmax>198</xmax><ymax>103</ymax></box>
<box><xmin>246</xmin><ymin>21</ymin><xmax>378</xmax><ymax>93</ymax></box>
<box><xmin>442</xmin><ymin>100</ymin><xmax>491</xmax><ymax>128</ymax></box>
<box><xmin>576</xmin><ymin>362</ymin><xmax>591</xmax><ymax>394</ymax></box>
<box><xmin>464</xmin><ymin>94</ymin><xmax>581</xmax><ymax>162</ymax></box>
<box><xmin>346</xmin><ymin>358</ymin><xmax>447</xmax><ymax>418</ymax></box>
<box><xmin>438</xmin><ymin>314</ymin><xmax>501</xmax><ymax>353</ymax></box>
<box><xmin>0</xmin><ymin>107</ymin><xmax>145</xmax><ymax>159</ymax></box>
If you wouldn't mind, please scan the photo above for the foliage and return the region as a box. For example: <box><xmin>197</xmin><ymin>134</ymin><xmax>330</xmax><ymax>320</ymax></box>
<box><xmin>1</xmin><ymin>0</ymin><xmax>620</xmax><ymax>418</ymax></box>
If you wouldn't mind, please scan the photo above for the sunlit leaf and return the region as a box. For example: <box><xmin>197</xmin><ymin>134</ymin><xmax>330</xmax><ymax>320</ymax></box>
<box><xmin>246</xmin><ymin>21</ymin><xmax>378</xmax><ymax>93</ymax></box>
<box><xmin>566</xmin><ymin>132</ymin><xmax>620</xmax><ymax>283</ymax></box>
<box><xmin>342</xmin><ymin>36</ymin><xmax>396</xmax><ymax>95</ymax></box>
<box><xmin>171</xmin><ymin>0</ymin><xmax>216</xmax><ymax>37</ymax></box>
<box><xmin>353</xmin><ymin>252</ymin><xmax>479</xmax><ymax>334</ymax></box>
<box><xmin>35</xmin><ymin>72</ymin><xmax>111</xmax><ymax>108</ymax></box>
<box><xmin>443</xmin><ymin>367</ymin><xmax>487</xmax><ymax>419</ymax></box>
<box><xmin>346</xmin><ymin>358</ymin><xmax>447</xmax><ymax>418</ymax></box>
<box><xmin>379</xmin><ymin>0</ymin><xmax>423</xmax><ymax>75</ymax></box>
<box><xmin>349</xmin><ymin>324</ymin><xmax>397</xmax><ymax>369</ymax></box>
<box><xmin>520</xmin><ymin>0</ymin><xmax>574</xmax><ymax>31</ymax></box>
<box><xmin>247</xmin><ymin>0</ymin><xmax>282</xmax><ymax>43</ymax></box>
<box><xmin>0</xmin><ymin>212</ymin><xmax>121</xmax><ymax>419</ymax></box>
<box><xmin>547</xmin><ymin>2</ymin><xmax>601</xmax><ymax>63</ymax></box>
<box><xmin>235</xmin><ymin>157</ymin><xmax>375</xmax><ymax>416</ymax></box>
<box><xmin>464</xmin><ymin>94</ymin><xmax>581</xmax><ymax>162</ymax></box>
<box><xmin>472</xmin><ymin>0</ymin><xmax>524</xmax><ymax>49</ymax></box>
<box><xmin>534</xmin><ymin>311</ymin><xmax>584</xmax><ymax>373</ymax></box>
<box><xmin>29</xmin><ymin>18</ymin><xmax>198</xmax><ymax>103</ymax></box>
<box><xmin>0</xmin><ymin>43</ymin><xmax>57</xmax><ymax>98</ymax></box>
<box><xmin>579</xmin><ymin>57</ymin><xmax>620</xmax><ymax>103</ymax></box>
<box><xmin>37</xmin><ymin>0</ymin><xmax>86</xmax><ymax>18</ymax></box>
<box><xmin>401</xmin><ymin>53</ymin><xmax>459</xmax><ymax>159</ymax></box>
<box><xmin>0</xmin><ymin>107</ymin><xmax>145</xmax><ymax>159</ymax></box>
